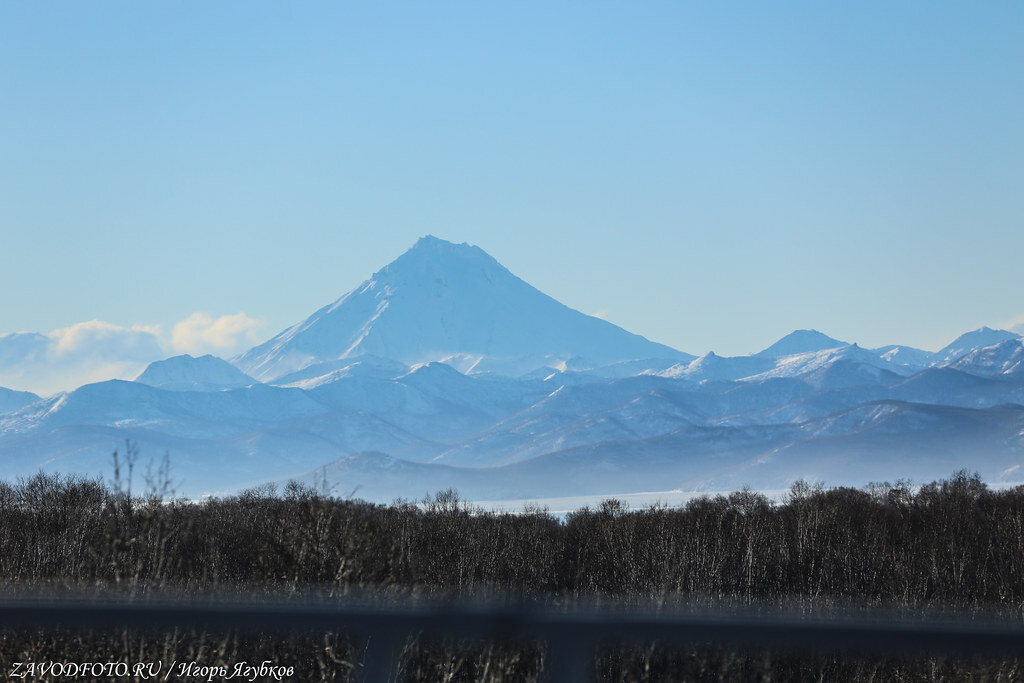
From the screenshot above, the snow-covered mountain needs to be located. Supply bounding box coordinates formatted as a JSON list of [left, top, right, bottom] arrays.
[[6, 340, 1020, 501], [655, 342, 919, 386], [746, 344, 916, 383], [234, 236, 689, 381], [0, 387, 40, 414], [2, 236, 1023, 501], [271, 356, 410, 388], [949, 339, 1024, 379], [872, 344, 936, 370], [134, 354, 257, 392], [753, 329, 847, 358], [657, 352, 776, 382], [934, 327, 1021, 365]]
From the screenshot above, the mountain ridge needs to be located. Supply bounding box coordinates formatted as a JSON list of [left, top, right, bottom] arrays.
[[2, 237, 1024, 502]]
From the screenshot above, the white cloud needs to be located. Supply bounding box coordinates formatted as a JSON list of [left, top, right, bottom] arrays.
[[170, 312, 263, 356], [591, 310, 610, 320], [0, 313, 264, 395], [49, 320, 164, 361], [0, 321, 165, 395]]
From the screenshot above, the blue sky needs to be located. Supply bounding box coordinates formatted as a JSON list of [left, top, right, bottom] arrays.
[[2, 1, 1022, 365]]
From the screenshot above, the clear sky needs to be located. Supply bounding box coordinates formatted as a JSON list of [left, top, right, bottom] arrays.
[[2, 1, 1023, 365]]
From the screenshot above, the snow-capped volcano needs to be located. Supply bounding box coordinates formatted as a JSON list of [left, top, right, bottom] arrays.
[[234, 236, 688, 381]]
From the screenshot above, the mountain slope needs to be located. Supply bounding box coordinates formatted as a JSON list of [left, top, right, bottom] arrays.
[[658, 352, 776, 382], [873, 345, 935, 370], [0, 387, 40, 414], [234, 236, 688, 381], [949, 339, 1024, 378], [748, 345, 913, 383]]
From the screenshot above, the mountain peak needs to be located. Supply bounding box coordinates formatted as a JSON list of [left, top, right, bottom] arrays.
[[135, 354, 256, 392], [371, 236, 499, 285], [754, 329, 847, 358], [235, 238, 687, 381], [411, 234, 467, 250], [936, 327, 1021, 364], [402, 235, 487, 260]]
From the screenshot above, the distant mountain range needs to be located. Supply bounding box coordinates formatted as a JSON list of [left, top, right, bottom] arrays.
[[1, 237, 1022, 501]]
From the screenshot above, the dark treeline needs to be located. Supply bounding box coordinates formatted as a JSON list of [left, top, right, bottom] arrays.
[[2, 470, 1023, 606], [0, 470, 1023, 681]]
